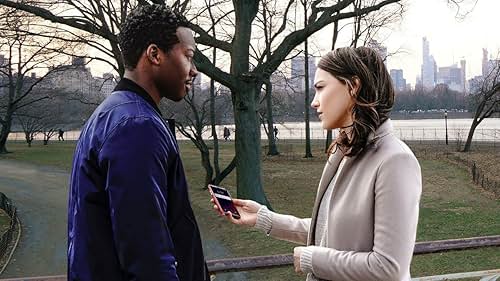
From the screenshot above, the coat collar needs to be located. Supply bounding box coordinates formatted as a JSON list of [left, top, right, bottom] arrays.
[[308, 148, 344, 244], [368, 118, 393, 143], [307, 119, 394, 244]]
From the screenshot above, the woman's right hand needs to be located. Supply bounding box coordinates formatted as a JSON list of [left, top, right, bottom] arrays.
[[211, 198, 262, 227]]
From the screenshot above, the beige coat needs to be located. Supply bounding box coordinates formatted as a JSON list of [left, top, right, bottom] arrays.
[[256, 120, 422, 281]]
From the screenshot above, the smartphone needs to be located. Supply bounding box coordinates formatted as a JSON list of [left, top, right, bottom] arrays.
[[208, 184, 241, 219]]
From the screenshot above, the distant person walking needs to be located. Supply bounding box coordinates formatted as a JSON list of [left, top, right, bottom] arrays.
[[273, 126, 279, 141], [58, 129, 64, 141], [223, 126, 231, 141]]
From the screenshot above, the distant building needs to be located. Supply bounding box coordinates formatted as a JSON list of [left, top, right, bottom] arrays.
[[290, 55, 316, 91], [390, 69, 407, 92], [96, 73, 117, 96], [470, 49, 500, 94], [415, 76, 423, 92], [460, 59, 467, 93], [437, 64, 464, 92], [468, 75, 484, 94], [421, 37, 437, 90], [482, 49, 500, 78], [46, 56, 99, 97]]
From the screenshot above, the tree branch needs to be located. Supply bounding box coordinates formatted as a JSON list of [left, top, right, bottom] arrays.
[[256, 0, 399, 75], [0, 0, 116, 41], [190, 22, 232, 52], [194, 49, 235, 89]]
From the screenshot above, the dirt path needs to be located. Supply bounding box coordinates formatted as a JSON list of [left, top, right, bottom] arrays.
[[0, 159, 247, 280], [0, 160, 67, 278]]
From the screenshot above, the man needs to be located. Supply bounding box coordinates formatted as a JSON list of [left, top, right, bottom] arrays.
[[68, 4, 209, 281], [223, 126, 230, 141], [58, 129, 64, 141]]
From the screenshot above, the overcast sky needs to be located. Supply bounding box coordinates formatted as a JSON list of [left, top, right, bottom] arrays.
[[384, 0, 500, 84], [89, 0, 500, 86]]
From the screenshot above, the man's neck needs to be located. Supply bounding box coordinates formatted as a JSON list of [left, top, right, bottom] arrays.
[[123, 70, 161, 105]]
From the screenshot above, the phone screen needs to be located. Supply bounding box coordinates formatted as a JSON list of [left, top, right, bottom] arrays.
[[209, 185, 240, 219]]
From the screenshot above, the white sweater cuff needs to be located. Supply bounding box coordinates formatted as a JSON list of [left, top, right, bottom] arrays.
[[300, 247, 314, 274], [254, 206, 272, 234]]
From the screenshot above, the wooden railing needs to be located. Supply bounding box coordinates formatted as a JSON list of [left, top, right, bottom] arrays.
[[1, 235, 499, 281]]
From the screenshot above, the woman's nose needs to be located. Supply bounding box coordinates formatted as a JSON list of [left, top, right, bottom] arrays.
[[311, 96, 319, 109]]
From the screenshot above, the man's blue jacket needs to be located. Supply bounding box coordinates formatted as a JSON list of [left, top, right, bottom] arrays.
[[68, 82, 209, 281]]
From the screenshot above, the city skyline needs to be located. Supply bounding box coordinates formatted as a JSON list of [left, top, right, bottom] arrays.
[[384, 0, 500, 84]]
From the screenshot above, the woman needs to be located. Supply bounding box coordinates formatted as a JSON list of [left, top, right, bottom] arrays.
[[214, 47, 422, 281]]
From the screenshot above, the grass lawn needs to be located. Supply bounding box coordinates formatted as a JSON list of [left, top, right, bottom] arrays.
[[1, 139, 499, 280]]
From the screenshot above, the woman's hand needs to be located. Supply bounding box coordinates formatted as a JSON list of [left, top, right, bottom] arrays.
[[293, 247, 305, 274], [211, 198, 262, 227]]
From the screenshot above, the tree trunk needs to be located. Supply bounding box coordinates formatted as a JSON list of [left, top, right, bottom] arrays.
[[265, 80, 279, 156], [200, 144, 214, 187], [233, 82, 271, 206], [231, 1, 271, 206], [0, 111, 13, 154], [325, 129, 333, 153], [213, 157, 237, 185], [210, 46, 221, 178], [463, 119, 480, 152], [303, 2, 313, 158], [303, 52, 313, 158]]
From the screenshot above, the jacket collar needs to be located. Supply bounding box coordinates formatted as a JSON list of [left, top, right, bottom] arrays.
[[368, 118, 393, 143], [307, 119, 394, 245], [308, 148, 344, 244], [114, 78, 162, 116]]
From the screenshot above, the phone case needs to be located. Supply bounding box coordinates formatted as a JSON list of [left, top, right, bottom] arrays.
[[208, 184, 240, 219]]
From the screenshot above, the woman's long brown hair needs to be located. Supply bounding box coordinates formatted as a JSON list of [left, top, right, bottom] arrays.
[[318, 46, 395, 157]]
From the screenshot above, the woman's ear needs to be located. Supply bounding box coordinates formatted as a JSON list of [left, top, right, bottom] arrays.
[[351, 77, 361, 96], [145, 44, 161, 65]]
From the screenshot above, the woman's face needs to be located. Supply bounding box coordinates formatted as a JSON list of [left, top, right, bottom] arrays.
[[311, 68, 355, 130]]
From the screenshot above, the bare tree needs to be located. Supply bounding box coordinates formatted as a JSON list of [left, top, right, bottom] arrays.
[[40, 98, 65, 145], [463, 59, 500, 152], [161, 85, 235, 187], [301, 0, 314, 158], [259, 0, 280, 156], [191, 0, 403, 203], [15, 89, 66, 146], [0, 0, 404, 204], [0, 8, 77, 153], [15, 112, 42, 146]]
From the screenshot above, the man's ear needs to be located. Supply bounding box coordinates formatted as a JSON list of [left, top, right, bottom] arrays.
[[145, 44, 161, 65]]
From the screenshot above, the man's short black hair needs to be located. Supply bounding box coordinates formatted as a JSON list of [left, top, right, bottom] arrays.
[[118, 4, 190, 69]]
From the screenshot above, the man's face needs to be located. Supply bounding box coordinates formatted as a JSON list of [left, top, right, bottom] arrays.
[[156, 27, 197, 101]]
